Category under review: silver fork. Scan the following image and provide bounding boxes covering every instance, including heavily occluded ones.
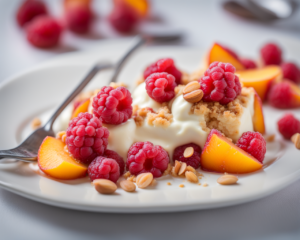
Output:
[0,33,182,162]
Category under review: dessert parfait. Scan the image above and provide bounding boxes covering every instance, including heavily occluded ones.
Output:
[36,41,300,194]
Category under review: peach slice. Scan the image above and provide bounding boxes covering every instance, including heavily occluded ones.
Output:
[114,0,149,17]
[38,137,87,180]
[201,131,263,174]
[71,99,90,119]
[208,43,245,71]
[253,92,266,134]
[237,65,282,101]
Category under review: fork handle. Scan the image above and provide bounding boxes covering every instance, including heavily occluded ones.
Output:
[44,63,113,131]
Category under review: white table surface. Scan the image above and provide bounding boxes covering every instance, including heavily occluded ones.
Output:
[1,0,300,239]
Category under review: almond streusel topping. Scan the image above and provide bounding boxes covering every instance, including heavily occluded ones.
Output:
[147,106,173,128]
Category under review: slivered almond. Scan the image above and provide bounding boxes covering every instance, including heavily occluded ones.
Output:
[217,175,238,185]
[174,160,181,174]
[136,173,153,189]
[183,89,203,103]
[93,179,117,194]
[183,147,194,158]
[178,162,187,175]
[120,180,136,192]
[186,165,196,173]
[291,133,300,150]
[185,171,198,183]
[183,81,200,94]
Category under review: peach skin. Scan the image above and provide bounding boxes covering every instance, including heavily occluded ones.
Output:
[253,91,266,134]
[208,43,245,71]
[38,136,87,180]
[236,65,282,101]
[71,98,90,119]
[201,131,263,174]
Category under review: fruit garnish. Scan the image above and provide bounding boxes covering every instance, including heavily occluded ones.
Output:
[260,43,282,65]
[240,58,257,69]
[103,149,125,175]
[281,62,300,84]
[277,113,300,139]
[173,143,201,169]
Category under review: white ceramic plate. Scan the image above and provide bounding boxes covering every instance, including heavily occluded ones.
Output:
[1,39,300,213]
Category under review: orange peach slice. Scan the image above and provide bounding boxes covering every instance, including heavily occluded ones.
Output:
[114,0,149,17]
[71,99,90,119]
[253,91,266,134]
[208,43,245,71]
[237,65,282,101]
[38,137,87,180]
[201,133,263,174]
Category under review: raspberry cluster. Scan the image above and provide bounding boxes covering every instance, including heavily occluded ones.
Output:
[66,112,109,164]
[126,141,169,178]
[200,61,242,105]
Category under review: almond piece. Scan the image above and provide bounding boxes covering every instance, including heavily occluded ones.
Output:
[31,117,41,129]
[178,162,187,175]
[185,171,199,183]
[93,179,117,194]
[183,147,194,158]
[217,175,238,185]
[265,134,275,142]
[291,133,300,150]
[186,165,196,173]
[120,180,136,192]
[183,89,203,103]
[183,81,200,94]
[174,160,181,174]
[136,173,153,189]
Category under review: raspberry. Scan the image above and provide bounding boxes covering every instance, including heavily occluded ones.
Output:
[92,86,133,125]
[199,61,242,105]
[173,143,202,169]
[16,0,48,27]
[277,113,300,139]
[260,43,282,65]
[268,81,299,109]
[241,58,257,69]
[145,72,176,103]
[144,58,182,84]
[236,132,266,163]
[126,141,169,178]
[88,156,120,183]
[281,62,300,84]
[104,149,125,175]
[26,16,62,48]
[108,2,139,33]
[66,112,109,164]
[65,4,92,34]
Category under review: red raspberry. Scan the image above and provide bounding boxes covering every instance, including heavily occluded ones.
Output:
[108,2,139,33]
[66,112,109,164]
[145,72,176,103]
[26,16,62,48]
[260,43,282,65]
[126,141,169,178]
[16,0,48,27]
[65,4,92,34]
[277,113,300,139]
[92,86,133,125]
[281,62,300,84]
[268,81,300,109]
[104,149,125,175]
[199,61,242,105]
[241,58,257,69]
[88,156,120,183]
[173,143,202,169]
[144,58,182,84]
[236,132,266,163]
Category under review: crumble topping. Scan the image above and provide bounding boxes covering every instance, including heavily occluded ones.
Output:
[133,107,154,127]
[191,87,254,140]
[109,82,128,89]
[147,106,173,128]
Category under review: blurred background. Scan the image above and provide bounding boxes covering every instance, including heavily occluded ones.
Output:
[1,0,300,240]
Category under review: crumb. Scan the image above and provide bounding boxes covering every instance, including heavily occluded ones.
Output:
[136,76,144,86]
[179,184,185,188]
[265,134,275,142]
[203,183,208,187]
[191,87,255,142]
[167,182,171,186]
[109,82,128,89]
[123,171,131,178]
[198,183,201,185]
[163,163,172,176]
[147,106,173,128]
[133,107,154,127]
[31,117,41,129]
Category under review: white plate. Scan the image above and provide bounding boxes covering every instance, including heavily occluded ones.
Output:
[1,39,300,213]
